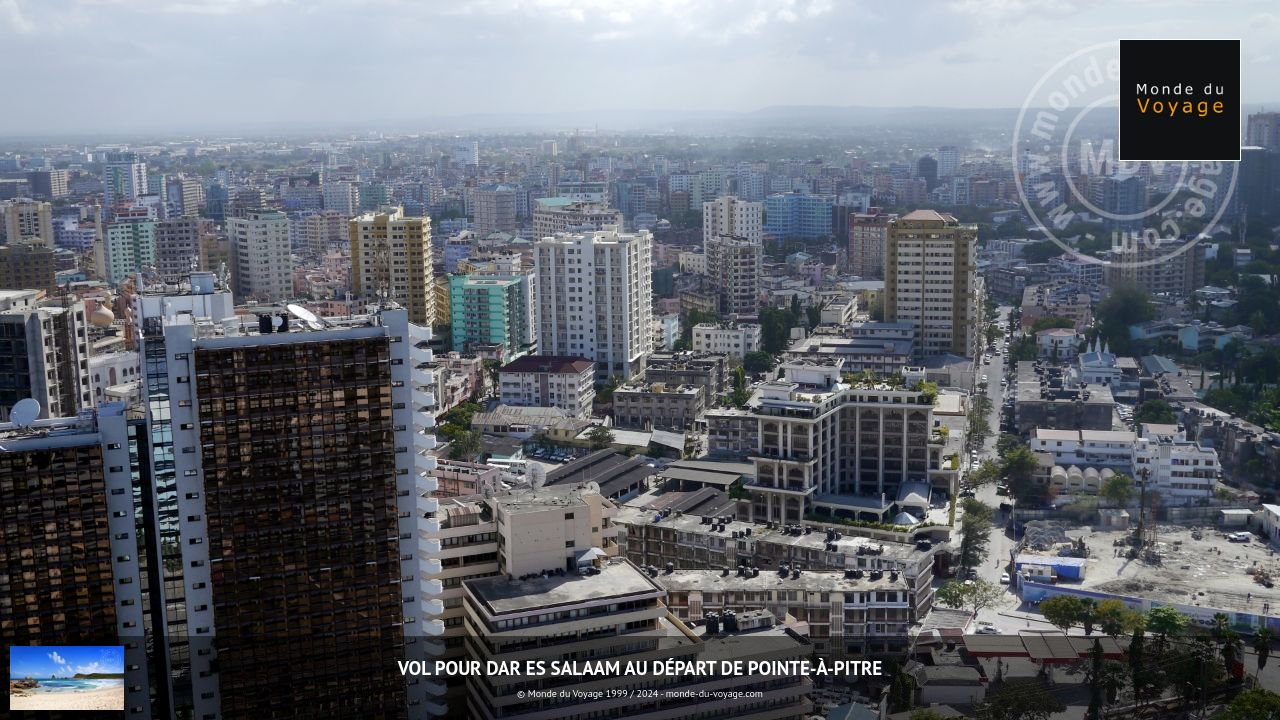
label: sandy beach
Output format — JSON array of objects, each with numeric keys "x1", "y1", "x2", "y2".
[{"x1": 9, "y1": 684, "x2": 125, "y2": 711}]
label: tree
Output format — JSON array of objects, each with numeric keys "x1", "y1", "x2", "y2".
[
  {"x1": 996, "y1": 433, "x2": 1023, "y2": 457},
  {"x1": 1128, "y1": 621, "x2": 1147, "y2": 705},
  {"x1": 743, "y1": 351, "x2": 774, "y2": 374},
  {"x1": 1095, "y1": 282, "x2": 1155, "y2": 354},
  {"x1": 1255, "y1": 627, "x2": 1274, "y2": 678},
  {"x1": 1002, "y1": 445, "x2": 1044, "y2": 505},
  {"x1": 448, "y1": 430, "x2": 482, "y2": 460},
  {"x1": 586, "y1": 425, "x2": 615, "y2": 450},
  {"x1": 1086, "y1": 639, "x2": 1104, "y2": 720},
  {"x1": 729, "y1": 366, "x2": 751, "y2": 408},
  {"x1": 936, "y1": 579, "x2": 1004, "y2": 616},
  {"x1": 1040, "y1": 595, "x2": 1086, "y2": 633},
  {"x1": 1100, "y1": 473, "x2": 1135, "y2": 508},
  {"x1": 1030, "y1": 316, "x2": 1075, "y2": 332},
  {"x1": 596, "y1": 375, "x2": 622, "y2": 404},
  {"x1": 976, "y1": 678, "x2": 1066, "y2": 720},
  {"x1": 1094, "y1": 599, "x2": 1142, "y2": 638},
  {"x1": 958, "y1": 499, "x2": 993, "y2": 570},
  {"x1": 1218, "y1": 688, "x2": 1280, "y2": 720},
  {"x1": 1146, "y1": 606, "x2": 1189, "y2": 647},
  {"x1": 1133, "y1": 399, "x2": 1177, "y2": 426},
  {"x1": 868, "y1": 295, "x2": 885, "y2": 322},
  {"x1": 968, "y1": 459, "x2": 1002, "y2": 488}
]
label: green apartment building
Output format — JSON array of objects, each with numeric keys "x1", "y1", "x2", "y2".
[{"x1": 448, "y1": 273, "x2": 534, "y2": 361}]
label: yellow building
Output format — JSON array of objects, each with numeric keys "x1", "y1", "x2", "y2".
[
  {"x1": 885, "y1": 209, "x2": 980, "y2": 358},
  {"x1": 349, "y1": 207, "x2": 435, "y2": 326}
]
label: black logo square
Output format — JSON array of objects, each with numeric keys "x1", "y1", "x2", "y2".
[{"x1": 1119, "y1": 39, "x2": 1240, "y2": 161}]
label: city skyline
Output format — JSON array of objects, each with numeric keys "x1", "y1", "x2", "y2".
[{"x1": 3, "y1": 0, "x2": 1280, "y2": 135}]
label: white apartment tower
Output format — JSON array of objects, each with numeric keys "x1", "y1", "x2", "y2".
[
  {"x1": 702, "y1": 195, "x2": 763, "y2": 247},
  {"x1": 227, "y1": 209, "x2": 292, "y2": 302},
  {"x1": 535, "y1": 227, "x2": 653, "y2": 382},
  {"x1": 323, "y1": 181, "x2": 360, "y2": 217}
]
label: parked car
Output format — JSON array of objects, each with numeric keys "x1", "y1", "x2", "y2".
[{"x1": 1000, "y1": 572, "x2": 1011, "y2": 584}]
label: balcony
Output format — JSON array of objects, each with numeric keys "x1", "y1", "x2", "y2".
[
  {"x1": 411, "y1": 346, "x2": 434, "y2": 364},
  {"x1": 418, "y1": 495, "x2": 439, "y2": 514},
  {"x1": 422, "y1": 538, "x2": 442, "y2": 554},
  {"x1": 424, "y1": 699, "x2": 448, "y2": 716},
  {"x1": 422, "y1": 641, "x2": 445, "y2": 657},
  {"x1": 408, "y1": 324, "x2": 432, "y2": 344},
  {"x1": 424, "y1": 619, "x2": 446, "y2": 636},
  {"x1": 420, "y1": 577, "x2": 443, "y2": 595},
  {"x1": 416, "y1": 412, "x2": 435, "y2": 429},
  {"x1": 412, "y1": 389, "x2": 436, "y2": 408},
  {"x1": 420, "y1": 475, "x2": 439, "y2": 493},
  {"x1": 421, "y1": 517, "x2": 441, "y2": 534},
  {"x1": 415, "y1": 431, "x2": 437, "y2": 451},
  {"x1": 423, "y1": 598, "x2": 445, "y2": 616},
  {"x1": 418, "y1": 456, "x2": 438, "y2": 472},
  {"x1": 422, "y1": 558, "x2": 443, "y2": 575},
  {"x1": 412, "y1": 366, "x2": 436, "y2": 386},
  {"x1": 420, "y1": 679, "x2": 447, "y2": 696}
]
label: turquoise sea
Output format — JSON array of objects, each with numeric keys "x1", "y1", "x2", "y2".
[{"x1": 25, "y1": 678, "x2": 123, "y2": 692}]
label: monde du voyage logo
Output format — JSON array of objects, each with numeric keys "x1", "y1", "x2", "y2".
[{"x1": 1120, "y1": 39, "x2": 1241, "y2": 161}]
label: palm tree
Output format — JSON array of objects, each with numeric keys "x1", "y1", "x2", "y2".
[
  {"x1": 1222, "y1": 630, "x2": 1244, "y2": 683},
  {"x1": 1254, "y1": 627, "x2": 1275, "y2": 680}
]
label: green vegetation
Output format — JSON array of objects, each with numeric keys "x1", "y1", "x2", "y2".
[
  {"x1": 1095, "y1": 282, "x2": 1155, "y2": 356},
  {"x1": 977, "y1": 678, "x2": 1066, "y2": 720},
  {"x1": 1029, "y1": 316, "x2": 1075, "y2": 332},
  {"x1": 595, "y1": 375, "x2": 622, "y2": 404},
  {"x1": 586, "y1": 425, "x2": 615, "y2": 450},
  {"x1": 1217, "y1": 688, "x2": 1280, "y2": 720},
  {"x1": 936, "y1": 578, "x2": 1004, "y2": 616},
  {"x1": 1133, "y1": 399, "x2": 1176, "y2": 426},
  {"x1": 759, "y1": 304, "x2": 805, "y2": 354},
  {"x1": 967, "y1": 392, "x2": 993, "y2": 449},
  {"x1": 743, "y1": 351, "x2": 774, "y2": 374},
  {"x1": 447, "y1": 429, "x2": 481, "y2": 460},
  {"x1": 675, "y1": 309, "x2": 719, "y2": 350},
  {"x1": 1100, "y1": 473, "x2": 1135, "y2": 508},
  {"x1": 437, "y1": 401, "x2": 483, "y2": 443},
  {"x1": 957, "y1": 498, "x2": 993, "y2": 570},
  {"x1": 728, "y1": 366, "x2": 751, "y2": 408}
]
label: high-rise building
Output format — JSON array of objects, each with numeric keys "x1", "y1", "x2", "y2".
[
  {"x1": 104, "y1": 220, "x2": 157, "y2": 285},
  {"x1": 1239, "y1": 146, "x2": 1280, "y2": 221},
  {"x1": 937, "y1": 146, "x2": 960, "y2": 178},
  {"x1": 164, "y1": 174, "x2": 205, "y2": 218},
  {"x1": 885, "y1": 209, "x2": 980, "y2": 358},
  {"x1": 0, "y1": 294, "x2": 91, "y2": 419},
  {"x1": 453, "y1": 140, "x2": 479, "y2": 167},
  {"x1": 471, "y1": 184, "x2": 518, "y2": 236},
  {"x1": 0, "y1": 243, "x2": 57, "y2": 292},
  {"x1": 849, "y1": 207, "x2": 896, "y2": 280},
  {"x1": 228, "y1": 209, "x2": 292, "y2": 302},
  {"x1": 323, "y1": 180, "x2": 360, "y2": 217},
  {"x1": 129, "y1": 279, "x2": 443, "y2": 718},
  {"x1": 1247, "y1": 111, "x2": 1280, "y2": 150},
  {"x1": 447, "y1": 273, "x2": 535, "y2": 361},
  {"x1": 764, "y1": 192, "x2": 835, "y2": 239},
  {"x1": 103, "y1": 152, "x2": 148, "y2": 219},
  {"x1": 531, "y1": 198, "x2": 623, "y2": 238},
  {"x1": 1, "y1": 198, "x2": 53, "y2": 246},
  {"x1": 26, "y1": 168, "x2": 69, "y2": 199},
  {"x1": 535, "y1": 227, "x2": 653, "y2": 382},
  {"x1": 153, "y1": 217, "x2": 200, "y2": 283},
  {"x1": 916, "y1": 155, "x2": 939, "y2": 191},
  {"x1": 702, "y1": 195, "x2": 763, "y2": 247},
  {"x1": 1103, "y1": 237, "x2": 1205, "y2": 298},
  {"x1": 298, "y1": 209, "x2": 347, "y2": 256},
  {"x1": 350, "y1": 207, "x2": 436, "y2": 326},
  {"x1": 1091, "y1": 174, "x2": 1146, "y2": 232},
  {"x1": 0, "y1": 402, "x2": 152, "y2": 718},
  {"x1": 705, "y1": 235, "x2": 762, "y2": 318}
]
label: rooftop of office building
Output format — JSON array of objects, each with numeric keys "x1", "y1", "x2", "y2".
[
  {"x1": 465, "y1": 558, "x2": 666, "y2": 616},
  {"x1": 657, "y1": 567, "x2": 910, "y2": 594}
]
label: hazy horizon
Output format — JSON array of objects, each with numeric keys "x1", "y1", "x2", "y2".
[{"x1": 2, "y1": 0, "x2": 1280, "y2": 136}]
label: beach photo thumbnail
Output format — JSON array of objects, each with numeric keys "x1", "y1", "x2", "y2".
[{"x1": 9, "y1": 645, "x2": 125, "y2": 711}]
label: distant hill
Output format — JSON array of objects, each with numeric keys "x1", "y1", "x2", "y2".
[{"x1": 73, "y1": 673, "x2": 124, "y2": 679}]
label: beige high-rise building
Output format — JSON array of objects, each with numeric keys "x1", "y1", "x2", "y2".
[
  {"x1": 885, "y1": 209, "x2": 980, "y2": 358},
  {"x1": 849, "y1": 208, "x2": 895, "y2": 279},
  {"x1": 227, "y1": 209, "x2": 292, "y2": 302},
  {"x1": 154, "y1": 217, "x2": 201, "y2": 283},
  {"x1": 705, "y1": 235, "x2": 762, "y2": 318},
  {"x1": 535, "y1": 227, "x2": 653, "y2": 382},
  {"x1": 531, "y1": 198, "x2": 622, "y2": 238},
  {"x1": 299, "y1": 209, "x2": 346, "y2": 256},
  {"x1": 1247, "y1": 111, "x2": 1280, "y2": 150},
  {"x1": 350, "y1": 206, "x2": 435, "y2": 326},
  {"x1": 1103, "y1": 237, "x2": 1205, "y2": 299},
  {"x1": 471, "y1": 184, "x2": 518, "y2": 236},
  {"x1": 0, "y1": 244, "x2": 57, "y2": 292},
  {"x1": 1, "y1": 199, "x2": 53, "y2": 247},
  {"x1": 702, "y1": 195, "x2": 763, "y2": 247}
]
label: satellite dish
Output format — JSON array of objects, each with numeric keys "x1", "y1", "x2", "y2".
[
  {"x1": 271, "y1": 314, "x2": 285, "y2": 329},
  {"x1": 583, "y1": 481, "x2": 600, "y2": 495},
  {"x1": 287, "y1": 303, "x2": 327, "y2": 330},
  {"x1": 10, "y1": 398, "x2": 40, "y2": 429}
]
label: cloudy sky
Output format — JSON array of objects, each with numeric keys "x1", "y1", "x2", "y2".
[{"x1": 1, "y1": 0, "x2": 1278, "y2": 135}]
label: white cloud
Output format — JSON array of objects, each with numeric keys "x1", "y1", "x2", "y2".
[
  {"x1": 48, "y1": 651, "x2": 66, "y2": 665},
  {"x1": 0, "y1": 0, "x2": 34, "y2": 33},
  {"x1": 74, "y1": 661, "x2": 113, "y2": 675}
]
